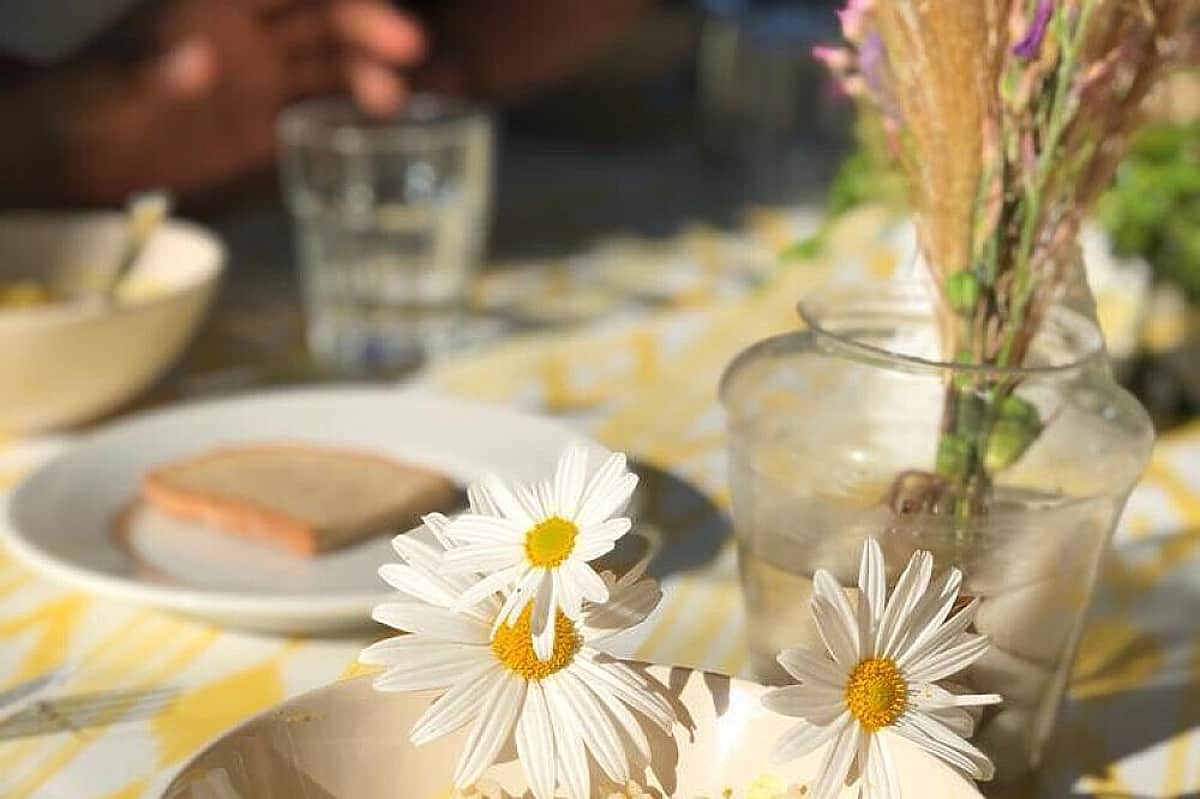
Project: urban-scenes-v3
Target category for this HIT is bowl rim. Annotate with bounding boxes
[0,211,226,330]
[161,665,732,798]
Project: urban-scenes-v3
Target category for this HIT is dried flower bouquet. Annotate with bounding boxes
[818,0,1195,526]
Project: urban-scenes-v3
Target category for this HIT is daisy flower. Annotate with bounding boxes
[441,446,639,659]
[361,514,674,799]
[762,538,1002,799]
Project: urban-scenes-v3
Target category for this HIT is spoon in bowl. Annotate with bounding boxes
[105,191,173,303]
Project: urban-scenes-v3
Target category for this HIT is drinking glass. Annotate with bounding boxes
[279,95,494,373]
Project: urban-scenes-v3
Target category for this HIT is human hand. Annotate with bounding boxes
[324,0,426,116]
[0,0,426,205]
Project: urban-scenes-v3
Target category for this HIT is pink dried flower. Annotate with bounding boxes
[812,45,852,71]
[837,0,874,42]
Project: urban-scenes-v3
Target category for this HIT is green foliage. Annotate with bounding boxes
[779,117,906,265]
[1096,120,1200,301]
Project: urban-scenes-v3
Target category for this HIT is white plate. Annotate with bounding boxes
[1,387,603,633]
[162,665,982,798]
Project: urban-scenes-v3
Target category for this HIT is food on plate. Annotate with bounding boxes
[142,444,456,555]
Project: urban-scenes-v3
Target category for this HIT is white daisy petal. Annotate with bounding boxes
[812,570,860,662]
[612,532,656,588]
[553,569,584,620]
[811,595,860,668]
[552,670,630,783]
[394,527,448,568]
[454,672,526,788]
[898,598,979,670]
[554,446,589,521]
[531,570,557,660]
[894,711,995,780]
[909,682,1002,711]
[771,718,840,764]
[378,564,462,608]
[388,534,488,607]
[515,682,558,799]
[809,715,859,799]
[498,568,544,628]
[453,565,527,613]
[371,602,490,643]
[516,481,550,520]
[582,578,660,639]
[564,559,611,604]
[578,665,652,763]
[360,634,486,669]
[577,517,633,551]
[410,665,503,744]
[846,732,865,789]
[467,482,500,517]
[574,655,674,731]
[921,704,976,739]
[441,543,526,575]
[762,684,847,727]
[856,538,887,658]
[550,691,591,799]
[535,480,556,517]
[445,514,523,546]
[876,550,933,658]
[906,634,993,684]
[776,648,849,691]
[950,692,1003,707]
[369,652,492,695]
[891,568,962,665]
[576,458,638,528]
[867,731,901,799]
[480,473,536,528]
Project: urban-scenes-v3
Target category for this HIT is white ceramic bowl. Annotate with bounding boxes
[163,665,983,798]
[0,212,224,432]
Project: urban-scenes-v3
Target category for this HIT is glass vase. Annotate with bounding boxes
[720,282,1154,793]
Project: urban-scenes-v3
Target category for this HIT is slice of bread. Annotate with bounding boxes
[141,444,456,555]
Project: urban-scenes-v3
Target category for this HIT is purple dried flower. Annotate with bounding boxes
[1012,0,1054,59]
[859,31,901,122]
[859,32,886,94]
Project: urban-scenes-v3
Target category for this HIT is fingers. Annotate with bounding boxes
[289,56,345,99]
[269,6,332,55]
[268,0,424,111]
[344,52,408,116]
[329,0,426,65]
[155,36,219,99]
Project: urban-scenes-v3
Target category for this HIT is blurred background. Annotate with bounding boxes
[0,0,1195,432]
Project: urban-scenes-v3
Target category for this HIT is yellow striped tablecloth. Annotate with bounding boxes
[2,217,1199,797]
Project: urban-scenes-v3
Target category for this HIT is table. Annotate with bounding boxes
[2,210,1198,798]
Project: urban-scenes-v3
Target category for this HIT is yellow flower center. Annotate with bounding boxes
[524,516,578,567]
[844,657,908,731]
[491,605,581,680]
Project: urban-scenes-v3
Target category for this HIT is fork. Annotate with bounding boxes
[0,665,68,722]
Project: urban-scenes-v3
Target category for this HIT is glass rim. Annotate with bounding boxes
[277,93,491,152]
[796,281,1107,378]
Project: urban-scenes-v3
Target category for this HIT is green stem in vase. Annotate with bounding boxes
[997,0,1097,368]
